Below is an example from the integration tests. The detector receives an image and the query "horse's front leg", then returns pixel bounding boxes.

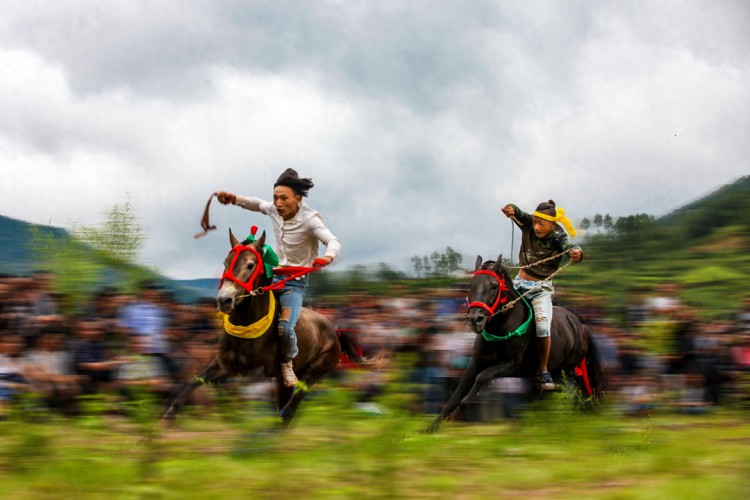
[160,358,225,426]
[459,360,520,407]
[426,359,481,434]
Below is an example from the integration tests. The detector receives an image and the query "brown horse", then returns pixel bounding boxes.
[427,255,604,433]
[161,228,362,425]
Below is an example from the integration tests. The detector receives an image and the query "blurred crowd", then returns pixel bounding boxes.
[0,272,219,418]
[2,271,749,421]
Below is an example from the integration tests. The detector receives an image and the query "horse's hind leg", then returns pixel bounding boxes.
[278,352,338,424]
[274,378,294,425]
[161,358,226,425]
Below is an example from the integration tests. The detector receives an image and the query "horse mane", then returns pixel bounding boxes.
[482,259,509,276]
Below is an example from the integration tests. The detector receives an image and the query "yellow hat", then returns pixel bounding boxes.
[533,200,576,237]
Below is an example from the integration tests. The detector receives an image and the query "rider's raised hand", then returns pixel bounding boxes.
[501,204,515,218]
[313,257,332,268]
[568,248,583,263]
[217,191,236,205]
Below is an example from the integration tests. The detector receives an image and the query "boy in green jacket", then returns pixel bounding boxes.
[501,200,583,390]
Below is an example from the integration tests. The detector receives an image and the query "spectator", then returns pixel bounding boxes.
[0,276,35,342]
[588,323,622,391]
[621,373,659,417]
[646,283,683,319]
[624,291,650,328]
[71,317,123,395]
[738,297,750,335]
[21,271,65,345]
[0,333,30,418]
[408,325,448,414]
[730,327,750,371]
[115,334,173,401]
[0,275,18,336]
[118,280,178,380]
[19,325,83,415]
[86,287,131,357]
[28,270,62,322]
[668,309,701,376]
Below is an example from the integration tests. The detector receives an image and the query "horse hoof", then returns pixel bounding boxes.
[159,417,174,430]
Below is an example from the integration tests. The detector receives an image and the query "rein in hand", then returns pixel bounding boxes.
[234,265,323,302]
[498,260,572,314]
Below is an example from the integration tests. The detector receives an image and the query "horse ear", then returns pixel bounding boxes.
[475,255,483,271]
[256,230,266,248]
[494,254,504,272]
[229,228,240,248]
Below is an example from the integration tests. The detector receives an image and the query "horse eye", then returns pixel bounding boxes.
[246,262,256,270]
[491,282,499,289]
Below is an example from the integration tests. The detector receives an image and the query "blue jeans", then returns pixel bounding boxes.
[274,276,308,361]
[513,276,554,338]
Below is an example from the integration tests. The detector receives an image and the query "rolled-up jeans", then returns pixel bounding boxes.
[513,276,554,338]
[274,276,308,361]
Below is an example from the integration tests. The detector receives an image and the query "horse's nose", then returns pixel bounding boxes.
[217,295,234,313]
[467,311,487,333]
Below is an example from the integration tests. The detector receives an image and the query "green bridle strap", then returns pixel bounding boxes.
[481,296,533,342]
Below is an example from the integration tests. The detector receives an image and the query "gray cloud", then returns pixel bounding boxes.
[1,1,748,278]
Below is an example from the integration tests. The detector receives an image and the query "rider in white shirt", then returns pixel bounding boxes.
[217,169,341,387]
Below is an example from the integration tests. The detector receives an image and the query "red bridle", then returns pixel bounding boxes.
[466,270,509,317]
[219,245,264,294]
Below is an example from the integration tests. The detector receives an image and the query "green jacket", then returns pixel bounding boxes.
[510,205,582,280]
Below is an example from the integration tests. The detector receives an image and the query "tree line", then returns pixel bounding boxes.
[410,247,463,278]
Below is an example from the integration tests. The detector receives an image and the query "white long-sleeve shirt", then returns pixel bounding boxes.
[234,195,341,267]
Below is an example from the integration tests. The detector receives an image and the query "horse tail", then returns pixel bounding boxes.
[584,327,606,400]
[337,328,389,370]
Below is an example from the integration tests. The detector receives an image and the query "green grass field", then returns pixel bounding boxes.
[2,385,749,500]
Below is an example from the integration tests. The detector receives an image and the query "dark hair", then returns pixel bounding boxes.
[535,199,557,217]
[274,168,314,197]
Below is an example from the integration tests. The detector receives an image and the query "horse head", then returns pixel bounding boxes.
[217,228,268,314]
[466,254,514,334]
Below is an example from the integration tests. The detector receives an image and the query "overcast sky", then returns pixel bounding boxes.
[1,1,748,279]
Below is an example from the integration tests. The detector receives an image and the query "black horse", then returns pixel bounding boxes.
[427,255,603,433]
[162,229,366,425]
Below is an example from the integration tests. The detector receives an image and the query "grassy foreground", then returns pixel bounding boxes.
[1,387,749,499]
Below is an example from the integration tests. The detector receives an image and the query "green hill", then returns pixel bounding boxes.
[2,176,749,314]
[560,176,750,320]
[0,215,215,303]
[0,216,69,275]
[659,175,750,227]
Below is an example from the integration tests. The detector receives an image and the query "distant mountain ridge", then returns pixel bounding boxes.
[1,175,748,302]
[0,215,68,275]
[658,175,749,226]
[0,214,216,302]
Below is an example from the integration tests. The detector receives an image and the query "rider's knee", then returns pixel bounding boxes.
[278,319,291,337]
[278,307,293,337]
[279,307,291,321]
[535,322,551,338]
